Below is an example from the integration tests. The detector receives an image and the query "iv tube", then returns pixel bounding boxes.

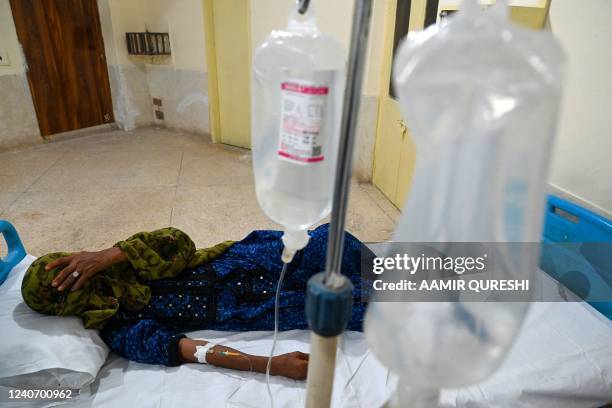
[251,1,348,406]
[266,262,289,408]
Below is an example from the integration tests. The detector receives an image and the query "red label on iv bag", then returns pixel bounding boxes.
[278,78,329,164]
[281,82,329,95]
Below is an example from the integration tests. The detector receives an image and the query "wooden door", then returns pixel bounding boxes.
[10,0,114,137]
[203,0,251,148]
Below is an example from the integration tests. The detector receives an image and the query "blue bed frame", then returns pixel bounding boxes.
[1,195,611,317]
[540,195,612,320]
[0,220,26,285]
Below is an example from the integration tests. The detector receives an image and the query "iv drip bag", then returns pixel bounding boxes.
[364,0,565,405]
[251,3,347,261]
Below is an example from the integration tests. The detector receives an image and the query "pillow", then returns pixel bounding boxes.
[0,255,109,389]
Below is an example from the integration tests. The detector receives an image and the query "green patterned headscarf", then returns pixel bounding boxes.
[21,228,234,329]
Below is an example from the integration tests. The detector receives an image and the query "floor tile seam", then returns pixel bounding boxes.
[170,151,185,225]
[358,184,399,225]
[1,152,66,217]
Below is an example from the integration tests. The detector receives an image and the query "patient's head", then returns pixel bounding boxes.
[21,253,122,328]
[21,253,89,317]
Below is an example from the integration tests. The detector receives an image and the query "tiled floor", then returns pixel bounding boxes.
[0,127,399,257]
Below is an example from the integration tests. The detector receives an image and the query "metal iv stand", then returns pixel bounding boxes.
[301,0,373,407]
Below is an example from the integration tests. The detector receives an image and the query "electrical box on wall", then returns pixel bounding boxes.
[126,32,171,56]
[153,97,164,122]
[0,50,10,66]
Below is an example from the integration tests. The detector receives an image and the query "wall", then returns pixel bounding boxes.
[250,1,356,65]
[0,0,24,77]
[356,0,386,182]
[98,0,210,135]
[250,0,386,181]
[102,0,383,178]
[398,0,611,217]
[6,0,609,215]
[2,0,210,149]
[98,0,151,130]
[439,0,545,6]
[0,0,41,150]
[548,0,611,217]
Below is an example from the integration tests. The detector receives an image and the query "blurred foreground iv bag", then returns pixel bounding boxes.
[252,2,346,262]
[364,1,565,406]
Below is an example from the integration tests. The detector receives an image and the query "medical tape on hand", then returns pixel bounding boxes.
[194,343,217,364]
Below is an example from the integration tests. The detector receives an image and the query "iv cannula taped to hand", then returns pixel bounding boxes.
[364,0,565,406]
[251,1,346,262]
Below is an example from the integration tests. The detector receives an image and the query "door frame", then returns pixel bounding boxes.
[372,0,428,208]
[203,0,221,143]
[371,0,552,208]
[202,0,252,146]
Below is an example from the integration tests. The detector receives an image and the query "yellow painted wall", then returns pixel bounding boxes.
[250,0,386,97]
[316,0,550,96]
[363,0,387,96]
[135,0,207,72]
[102,0,207,72]
[438,0,550,29]
[439,0,545,6]
[206,0,251,148]
[372,0,553,208]
[103,0,149,66]
[250,0,351,58]
[97,0,118,66]
[549,0,612,215]
[0,0,25,76]
[1,0,207,75]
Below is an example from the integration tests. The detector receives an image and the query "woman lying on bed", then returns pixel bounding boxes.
[21,224,365,381]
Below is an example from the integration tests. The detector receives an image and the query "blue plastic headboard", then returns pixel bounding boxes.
[540,195,612,320]
[0,220,27,285]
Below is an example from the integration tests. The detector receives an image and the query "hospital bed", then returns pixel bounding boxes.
[1,196,611,408]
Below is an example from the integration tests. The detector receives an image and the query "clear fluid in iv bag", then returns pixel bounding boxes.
[365,301,528,388]
[251,10,346,232]
[253,70,345,231]
[364,0,565,398]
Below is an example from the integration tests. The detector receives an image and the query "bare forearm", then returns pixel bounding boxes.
[178,339,269,374]
[178,338,308,380]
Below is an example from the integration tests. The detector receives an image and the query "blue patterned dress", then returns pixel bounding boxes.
[101,224,366,366]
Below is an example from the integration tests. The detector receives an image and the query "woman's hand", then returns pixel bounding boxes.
[47,247,127,292]
[178,339,309,380]
[271,351,309,380]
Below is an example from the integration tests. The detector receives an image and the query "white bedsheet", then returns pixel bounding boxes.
[3,264,612,408]
[66,330,390,408]
[39,301,610,408]
[441,302,612,407]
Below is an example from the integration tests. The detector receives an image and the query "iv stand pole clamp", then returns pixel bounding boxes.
[304,1,373,407]
[297,0,310,15]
